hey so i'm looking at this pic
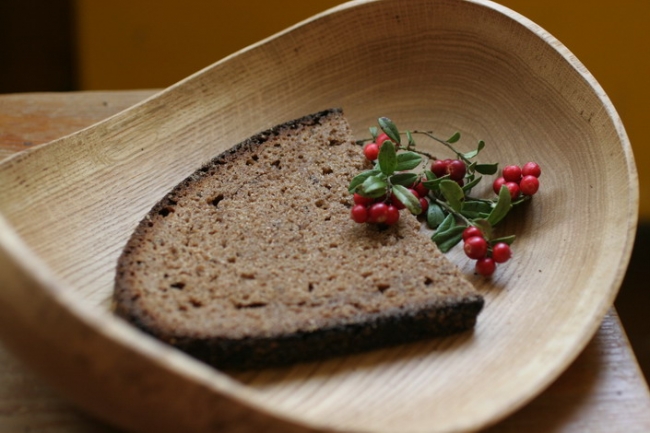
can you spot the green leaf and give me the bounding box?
[422,178,444,192]
[435,213,455,233]
[475,163,499,175]
[392,184,422,215]
[406,130,415,147]
[463,140,485,160]
[378,117,401,144]
[462,176,482,192]
[377,141,397,176]
[426,202,446,228]
[395,151,422,171]
[439,179,465,213]
[460,200,492,219]
[462,200,493,215]
[369,126,378,140]
[491,234,516,245]
[390,172,419,187]
[424,169,436,181]
[432,223,465,252]
[348,169,380,193]
[487,185,512,226]
[356,174,388,198]
[447,132,461,144]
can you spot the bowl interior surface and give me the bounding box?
[0,0,637,432]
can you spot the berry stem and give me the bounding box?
[356,132,460,162]
[411,130,471,164]
[433,197,473,226]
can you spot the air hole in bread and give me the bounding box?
[158,207,173,217]
[246,154,260,165]
[209,194,225,208]
[377,283,390,293]
[235,302,267,310]
[189,298,203,308]
[170,282,185,290]
[424,277,434,286]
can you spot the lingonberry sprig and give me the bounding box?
[348,117,542,277]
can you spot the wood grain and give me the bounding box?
[2,309,648,432]
[0,90,156,161]
[0,0,644,432]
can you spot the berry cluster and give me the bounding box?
[349,116,543,278]
[351,193,400,225]
[462,226,512,277]
[492,162,541,199]
[431,158,466,186]
[350,184,429,226]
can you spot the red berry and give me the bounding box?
[375,132,391,146]
[464,236,488,259]
[520,175,540,196]
[431,159,450,178]
[462,226,483,241]
[390,195,405,210]
[351,204,368,223]
[491,242,512,263]
[363,142,379,161]
[419,197,429,214]
[447,159,467,181]
[505,181,520,199]
[521,161,541,178]
[385,205,400,225]
[475,257,496,277]
[493,177,506,195]
[368,202,389,224]
[502,165,522,183]
[413,179,429,198]
[353,193,374,206]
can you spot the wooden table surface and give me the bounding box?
[1,90,650,433]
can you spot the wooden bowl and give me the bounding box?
[0,0,638,432]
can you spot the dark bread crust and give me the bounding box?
[114,109,483,370]
[172,301,482,369]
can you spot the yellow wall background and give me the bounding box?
[74,0,649,219]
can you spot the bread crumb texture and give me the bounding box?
[114,109,483,369]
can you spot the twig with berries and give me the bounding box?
[348,117,542,277]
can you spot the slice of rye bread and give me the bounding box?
[113,108,484,370]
